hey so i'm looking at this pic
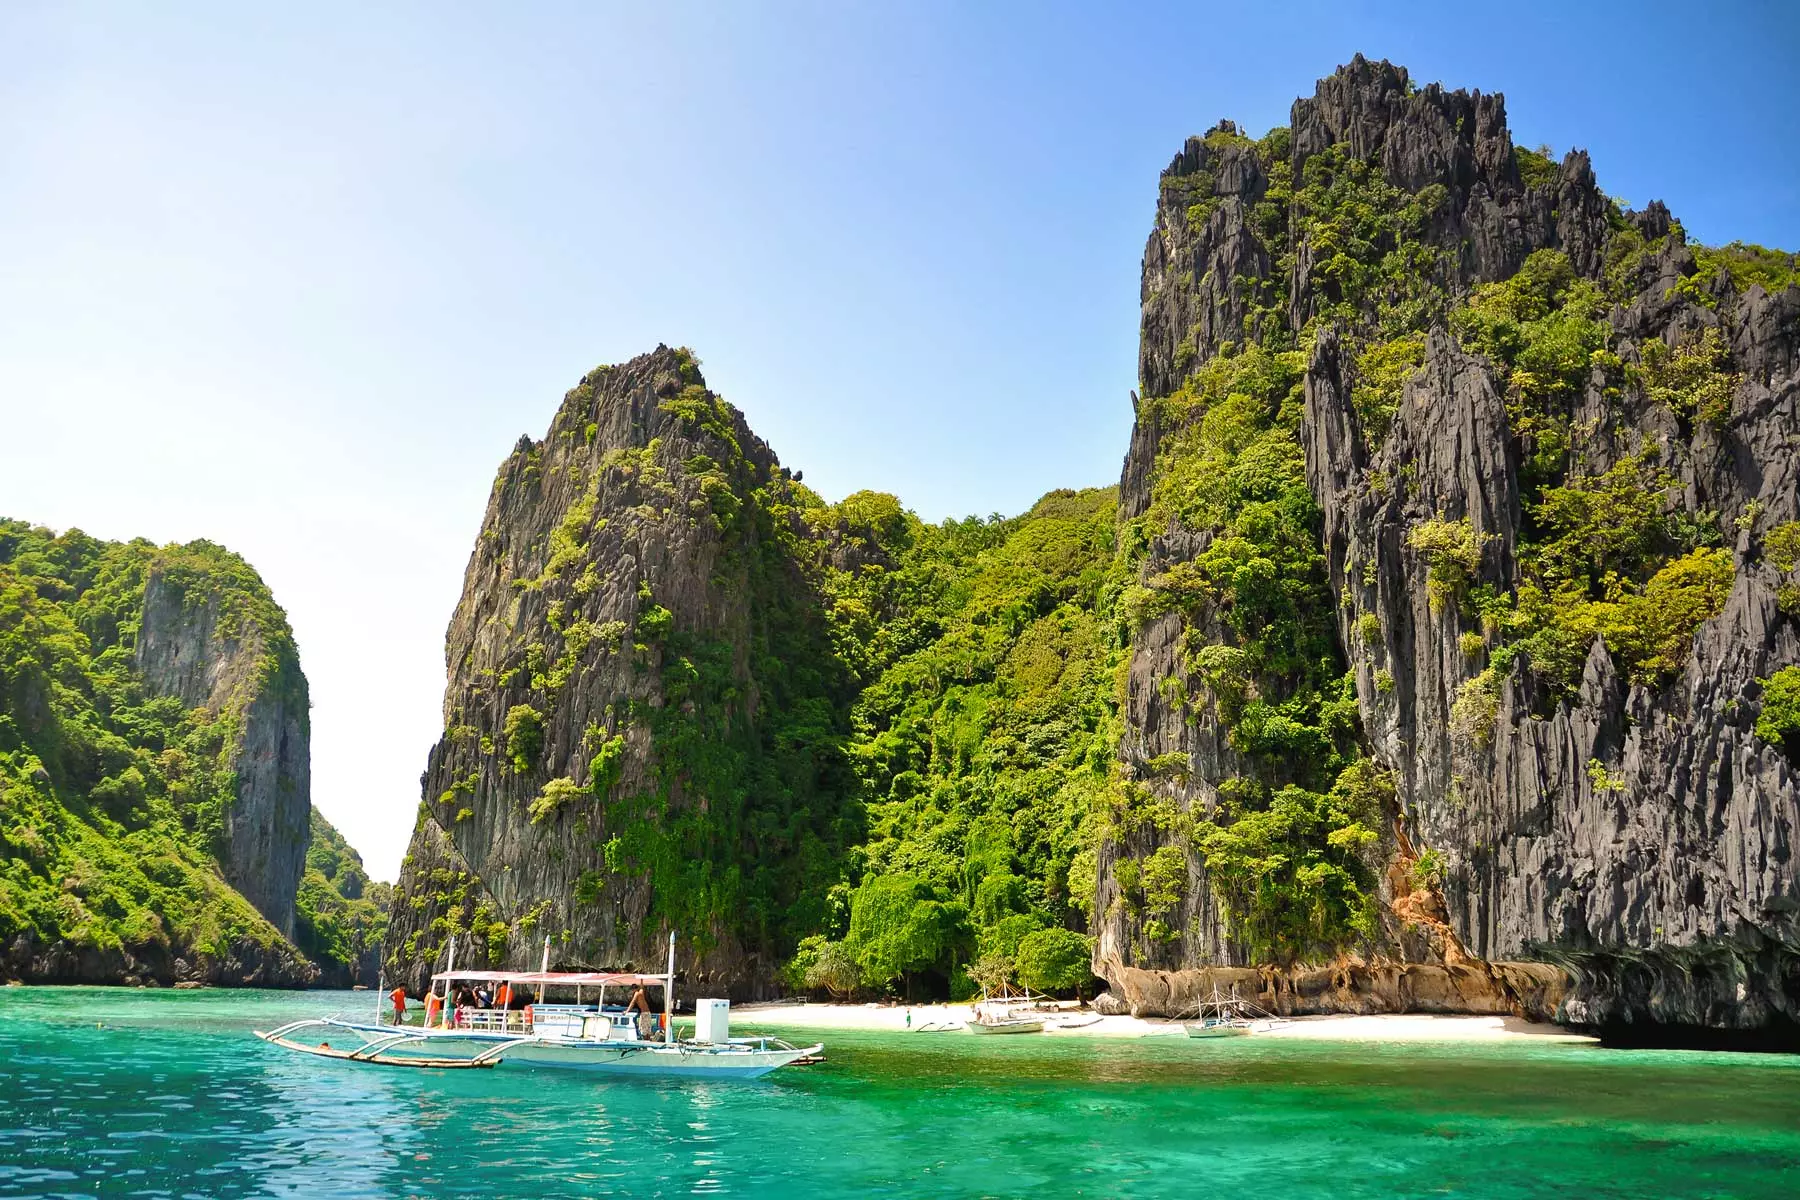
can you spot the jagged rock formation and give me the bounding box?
[1102,55,1800,1042]
[384,347,859,996]
[1309,325,1800,1038]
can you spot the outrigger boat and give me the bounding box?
[1181,983,1288,1038]
[965,983,1047,1035]
[256,934,821,1080]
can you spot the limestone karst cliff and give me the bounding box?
[384,348,863,994]
[1102,56,1799,1041]
[383,58,1797,1043]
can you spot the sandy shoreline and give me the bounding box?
[732,1000,1595,1043]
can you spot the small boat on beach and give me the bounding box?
[966,1013,1045,1035]
[256,934,821,1080]
[965,984,1049,1035]
[1181,983,1287,1039]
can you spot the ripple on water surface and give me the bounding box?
[2,987,1798,1198]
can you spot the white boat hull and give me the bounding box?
[967,1019,1044,1035]
[499,1038,817,1078]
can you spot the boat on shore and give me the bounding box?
[256,934,821,1080]
[966,1013,1045,1035]
[1181,984,1287,1039]
[964,984,1050,1034]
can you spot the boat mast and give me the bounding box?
[664,931,676,1045]
[537,936,550,1005]
[442,936,457,1028]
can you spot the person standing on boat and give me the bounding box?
[625,983,657,1039]
[388,986,407,1026]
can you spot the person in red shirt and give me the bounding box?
[389,987,407,1025]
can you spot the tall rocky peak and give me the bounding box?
[1136,55,1618,435]
[1103,57,1800,1040]
[136,559,311,937]
[386,346,856,993]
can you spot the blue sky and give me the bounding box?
[2,2,1795,878]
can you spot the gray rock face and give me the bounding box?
[1103,55,1800,1038]
[136,564,311,939]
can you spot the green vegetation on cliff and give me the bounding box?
[595,398,865,960]
[404,371,867,977]
[1122,337,1380,959]
[1754,666,1800,761]
[1121,125,1432,961]
[1449,249,1737,700]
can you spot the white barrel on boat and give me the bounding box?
[694,998,729,1043]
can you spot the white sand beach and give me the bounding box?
[731,1001,1595,1043]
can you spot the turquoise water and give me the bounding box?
[2,989,1798,1198]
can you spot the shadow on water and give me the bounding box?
[3,988,1799,1198]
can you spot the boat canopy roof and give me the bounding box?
[431,969,668,987]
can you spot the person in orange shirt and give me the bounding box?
[389,986,407,1025]
[496,982,512,1009]
[424,991,443,1027]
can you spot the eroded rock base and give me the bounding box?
[1102,956,1569,1022]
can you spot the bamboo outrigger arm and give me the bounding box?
[252,1017,527,1070]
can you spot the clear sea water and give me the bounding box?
[2,988,1798,1198]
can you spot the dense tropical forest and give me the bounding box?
[788,486,1118,998]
